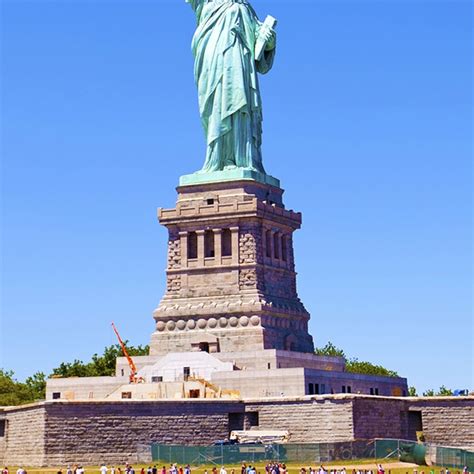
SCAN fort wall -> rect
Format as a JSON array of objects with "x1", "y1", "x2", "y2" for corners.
[
  {"x1": 1, "y1": 395, "x2": 472, "y2": 467},
  {"x1": 3, "y1": 404, "x2": 46, "y2": 466},
  {"x1": 245, "y1": 398, "x2": 354, "y2": 442},
  {"x1": 44, "y1": 400, "x2": 240, "y2": 466},
  {"x1": 409, "y1": 399, "x2": 474, "y2": 448}
]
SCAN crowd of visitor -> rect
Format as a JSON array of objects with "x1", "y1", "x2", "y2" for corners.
[{"x1": 0, "y1": 463, "x2": 470, "y2": 474}]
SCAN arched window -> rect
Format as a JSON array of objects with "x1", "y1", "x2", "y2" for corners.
[
  {"x1": 222, "y1": 229, "x2": 232, "y2": 257},
  {"x1": 204, "y1": 230, "x2": 215, "y2": 258},
  {"x1": 188, "y1": 231, "x2": 198, "y2": 259},
  {"x1": 285, "y1": 334, "x2": 297, "y2": 351},
  {"x1": 273, "y1": 232, "x2": 280, "y2": 259},
  {"x1": 281, "y1": 235, "x2": 288, "y2": 262},
  {"x1": 266, "y1": 230, "x2": 272, "y2": 258}
]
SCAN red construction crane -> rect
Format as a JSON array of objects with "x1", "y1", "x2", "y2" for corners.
[{"x1": 111, "y1": 322, "x2": 143, "y2": 384}]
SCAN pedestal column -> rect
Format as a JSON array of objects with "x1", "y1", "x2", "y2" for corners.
[
  {"x1": 179, "y1": 231, "x2": 188, "y2": 267},
  {"x1": 214, "y1": 229, "x2": 223, "y2": 265},
  {"x1": 196, "y1": 230, "x2": 205, "y2": 266},
  {"x1": 230, "y1": 226, "x2": 239, "y2": 265}
]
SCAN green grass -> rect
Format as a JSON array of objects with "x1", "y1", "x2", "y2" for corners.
[{"x1": 10, "y1": 463, "x2": 468, "y2": 474}]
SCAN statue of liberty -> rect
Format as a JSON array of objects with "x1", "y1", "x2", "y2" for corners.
[{"x1": 186, "y1": 0, "x2": 277, "y2": 175}]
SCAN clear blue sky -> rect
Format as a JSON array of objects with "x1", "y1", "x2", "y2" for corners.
[{"x1": 1, "y1": 0, "x2": 472, "y2": 393}]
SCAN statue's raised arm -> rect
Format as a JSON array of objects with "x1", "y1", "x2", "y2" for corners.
[{"x1": 184, "y1": 0, "x2": 277, "y2": 177}]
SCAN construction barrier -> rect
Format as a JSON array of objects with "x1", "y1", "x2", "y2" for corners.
[{"x1": 150, "y1": 439, "x2": 473, "y2": 468}]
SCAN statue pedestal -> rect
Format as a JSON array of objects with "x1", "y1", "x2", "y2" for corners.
[
  {"x1": 151, "y1": 178, "x2": 314, "y2": 357},
  {"x1": 179, "y1": 169, "x2": 280, "y2": 188}
]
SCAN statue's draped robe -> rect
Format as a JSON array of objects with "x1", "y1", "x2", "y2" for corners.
[{"x1": 186, "y1": 0, "x2": 276, "y2": 173}]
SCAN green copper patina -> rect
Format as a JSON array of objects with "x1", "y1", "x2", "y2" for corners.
[{"x1": 181, "y1": 0, "x2": 279, "y2": 187}]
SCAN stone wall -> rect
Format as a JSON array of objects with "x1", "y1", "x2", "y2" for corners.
[
  {"x1": 245, "y1": 398, "x2": 354, "y2": 442},
  {"x1": 411, "y1": 398, "x2": 474, "y2": 449},
  {"x1": 352, "y1": 397, "x2": 408, "y2": 440},
  {"x1": 3, "y1": 404, "x2": 46, "y2": 466},
  {"x1": 0, "y1": 438, "x2": 5, "y2": 466},
  {"x1": 42, "y1": 400, "x2": 242, "y2": 466},
  {"x1": 2, "y1": 396, "x2": 473, "y2": 467},
  {"x1": 352, "y1": 397, "x2": 474, "y2": 448},
  {"x1": 0, "y1": 417, "x2": 5, "y2": 466},
  {"x1": 305, "y1": 370, "x2": 408, "y2": 398},
  {"x1": 239, "y1": 224, "x2": 261, "y2": 266},
  {"x1": 0, "y1": 412, "x2": 5, "y2": 461},
  {"x1": 213, "y1": 368, "x2": 307, "y2": 398},
  {"x1": 152, "y1": 180, "x2": 313, "y2": 357},
  {"x1": 167, "y1": 230, "x2": 181, "y2": 271},
  {"x1": 46, "y1": 376, "x2": 128, "y2": 401}
]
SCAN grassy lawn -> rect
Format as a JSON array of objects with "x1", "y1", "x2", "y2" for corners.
[{"x1": 10, "y1": 463, "x2": 468, "y2": 474}]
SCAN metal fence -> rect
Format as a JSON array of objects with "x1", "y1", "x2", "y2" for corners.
[
  {"x1": 375, "y1": 439, "x2": 474, "y2": 469},
  {"x1": 150, "y1": 440, "x2": 473, "y2": 468}
]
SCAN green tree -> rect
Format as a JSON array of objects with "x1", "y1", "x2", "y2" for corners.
[
  {"x1": 90, "y1": 343, "x2": 149, "y2": 376},
  {"x1": 0, "y1": 342, "x2": 149, "y2": 406},
  {"x1": 408, "y1": 386, "x2": 418, "y2": 396},
  {"x1": 51, "y1": 359, "x2": 94, "y2": 378},
  {"x1": 51, "y1": 343, "x2": 149, "y2": 378},
  {"x1": 345, "y1": 358, "x2": 399, "y2": 377},
  {"x1": 0, "y1": 370, "x2": 37, "y2": 406},
  {"x1": 314, "y1": 342, "x2": 398, "y2": 378},
  {"x1": 25, "y1": 372, "x2": 47, "y2": 400},
  {"x1": 315, "y1": 342, "x2": 346, "y2": 358},
  {"x1": 89, "y1": 345, "x2": 123, "y2": 377},
  {"x1": 437, "y1": 385, "x2": 453, "y2": 396},
  {"x1": 422, "y1": 386, "x2": 453, "y2": 397}
]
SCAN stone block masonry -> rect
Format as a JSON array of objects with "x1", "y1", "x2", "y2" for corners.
[
  {"x1": 2, "y1": 404, "x2": 46, "y2": 466},
  {"x1": 0, "y1": 413, "x2": 5, "y2": 464},
  {"x1": 43, "y1": 400, "x2": 242, "y2": 466},
  {"x1": 352, "y1": 397, "x2": 412, "y2": 440},
  {"x1": 412, "y1": 399, "x2": 474, "y2": 449},
  {"x1": 151, "y1": 180, "x2": 314, "y2": 356},
  {"x1": 1, "y1": 395, "x2": 473, "y2": 467},
  {"x1": 245, "y1": 398, "x2": 355, "y2": 442},
  {"x1": 1, "y1": 400, "x2": 244, "y2": 466},
  {"x1": 352, "y1": 397, "x2": 474, "y2": 448}
]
